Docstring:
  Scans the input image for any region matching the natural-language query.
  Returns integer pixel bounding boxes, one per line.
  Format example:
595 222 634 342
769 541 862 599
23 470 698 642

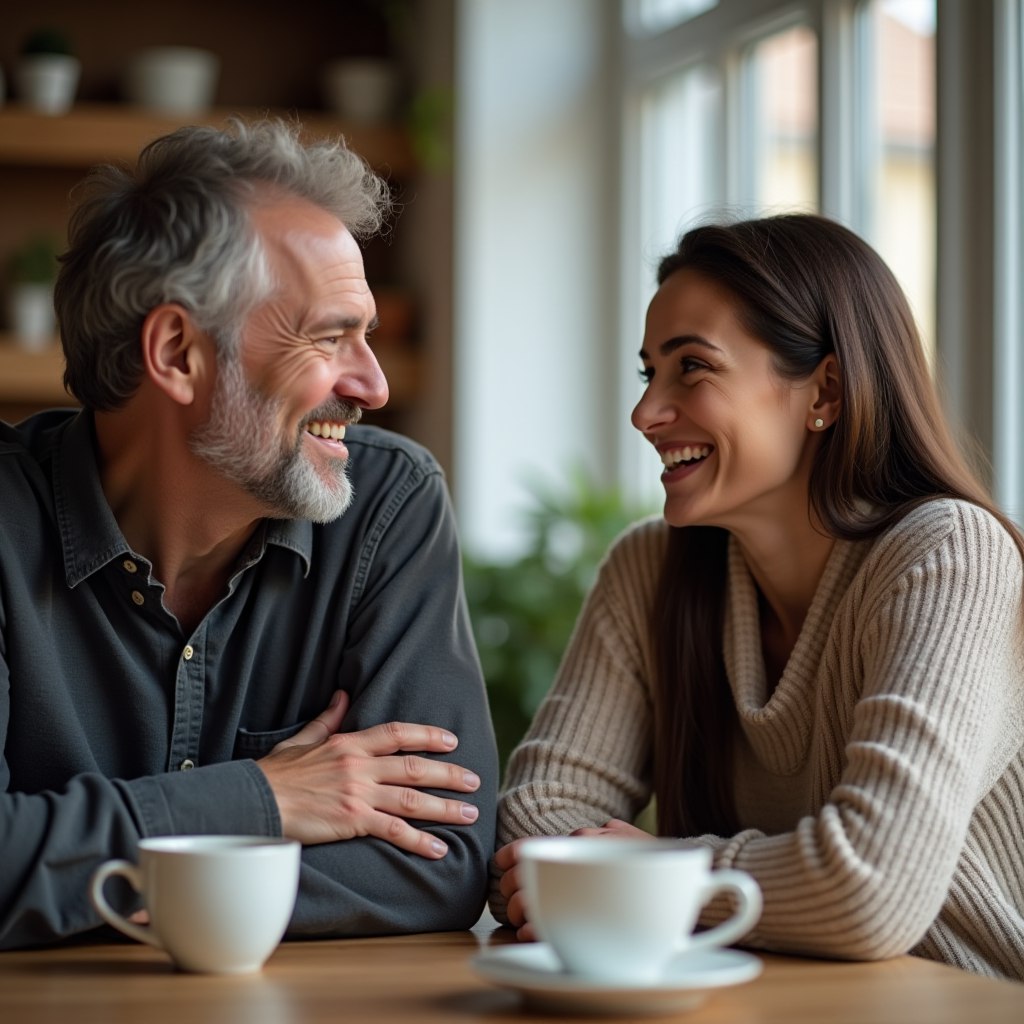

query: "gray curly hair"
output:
54 117 393 411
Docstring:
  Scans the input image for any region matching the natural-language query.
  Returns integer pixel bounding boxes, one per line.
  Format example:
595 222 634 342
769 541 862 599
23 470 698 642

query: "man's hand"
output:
256 689 481 858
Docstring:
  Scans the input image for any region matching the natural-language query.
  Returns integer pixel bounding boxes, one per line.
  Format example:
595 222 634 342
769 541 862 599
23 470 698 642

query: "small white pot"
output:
7 283 56 350
124 47 220 114
15 54 80 115
321 58 401 124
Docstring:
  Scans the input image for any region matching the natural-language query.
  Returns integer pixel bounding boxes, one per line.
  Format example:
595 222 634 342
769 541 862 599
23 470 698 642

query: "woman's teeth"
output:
307 422 347 440
661 445 711 469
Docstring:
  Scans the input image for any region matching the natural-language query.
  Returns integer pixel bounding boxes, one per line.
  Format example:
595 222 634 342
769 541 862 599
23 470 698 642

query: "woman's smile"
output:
659 443 714 481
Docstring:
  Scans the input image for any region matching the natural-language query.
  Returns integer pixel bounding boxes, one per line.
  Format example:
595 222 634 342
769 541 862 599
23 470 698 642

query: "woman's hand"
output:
493 837 537 941
494 820 653 941
570 818 652 840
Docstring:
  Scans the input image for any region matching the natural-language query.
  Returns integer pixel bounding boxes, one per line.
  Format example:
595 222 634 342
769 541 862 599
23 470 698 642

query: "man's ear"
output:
140 304 212 405
808 353 842 430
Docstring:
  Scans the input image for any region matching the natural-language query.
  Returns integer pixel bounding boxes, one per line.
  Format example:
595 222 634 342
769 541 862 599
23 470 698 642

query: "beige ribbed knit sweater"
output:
493 499 1024 980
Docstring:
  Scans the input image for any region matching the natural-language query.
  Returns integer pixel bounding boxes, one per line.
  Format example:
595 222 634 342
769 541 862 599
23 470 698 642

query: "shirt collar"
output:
52 411 313 586
248 519 313 578
54 412 135 588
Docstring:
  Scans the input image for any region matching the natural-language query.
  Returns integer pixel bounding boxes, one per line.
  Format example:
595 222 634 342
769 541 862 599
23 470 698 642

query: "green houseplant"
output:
9 234 59 285
462 469 655 773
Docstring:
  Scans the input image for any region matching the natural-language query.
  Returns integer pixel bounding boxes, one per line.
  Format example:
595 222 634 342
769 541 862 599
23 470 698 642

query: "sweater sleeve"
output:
697 503 1024 962
491 519 665 921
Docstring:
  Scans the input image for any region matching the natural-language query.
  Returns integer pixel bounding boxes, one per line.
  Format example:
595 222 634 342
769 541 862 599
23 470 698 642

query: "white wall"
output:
453 0 620 559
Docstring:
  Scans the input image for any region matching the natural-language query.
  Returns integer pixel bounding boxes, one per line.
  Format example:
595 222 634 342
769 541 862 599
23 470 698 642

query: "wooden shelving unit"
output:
0 0 431 429
0 103 415 177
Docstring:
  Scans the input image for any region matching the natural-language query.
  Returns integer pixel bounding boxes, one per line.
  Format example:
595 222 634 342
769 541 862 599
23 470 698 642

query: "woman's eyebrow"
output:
638 334 722 360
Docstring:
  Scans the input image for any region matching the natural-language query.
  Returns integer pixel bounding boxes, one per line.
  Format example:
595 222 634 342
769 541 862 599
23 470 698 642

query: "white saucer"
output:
471 943 762 1016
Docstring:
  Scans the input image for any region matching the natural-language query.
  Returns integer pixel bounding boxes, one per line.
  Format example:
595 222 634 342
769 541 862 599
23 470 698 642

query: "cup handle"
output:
89 859 162 949
686 869 763 952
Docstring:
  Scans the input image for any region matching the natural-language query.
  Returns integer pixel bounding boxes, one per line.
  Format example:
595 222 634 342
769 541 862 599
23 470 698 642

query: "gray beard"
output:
189 354 358 523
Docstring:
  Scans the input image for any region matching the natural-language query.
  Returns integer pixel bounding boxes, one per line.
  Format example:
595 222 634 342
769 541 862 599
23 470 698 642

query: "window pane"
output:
631 0 718 35
743 25 818 213
863 0 936 354
627 63 722 507
640 63 722 258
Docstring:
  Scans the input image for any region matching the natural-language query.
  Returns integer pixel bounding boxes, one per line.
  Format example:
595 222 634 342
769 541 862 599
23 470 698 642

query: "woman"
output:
491 214 1024 981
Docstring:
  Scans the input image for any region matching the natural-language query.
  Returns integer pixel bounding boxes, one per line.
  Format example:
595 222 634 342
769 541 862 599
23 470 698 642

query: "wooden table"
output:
1 913 1020 1024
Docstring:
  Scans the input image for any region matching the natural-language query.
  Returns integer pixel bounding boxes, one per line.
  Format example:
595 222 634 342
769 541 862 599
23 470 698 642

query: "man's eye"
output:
313 336 340 352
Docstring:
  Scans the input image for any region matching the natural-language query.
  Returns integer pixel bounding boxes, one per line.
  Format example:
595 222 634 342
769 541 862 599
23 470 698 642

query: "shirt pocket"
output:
234 722 307 759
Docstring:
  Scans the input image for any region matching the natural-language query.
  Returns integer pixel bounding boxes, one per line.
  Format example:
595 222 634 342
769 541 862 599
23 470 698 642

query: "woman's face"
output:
631 268 820 534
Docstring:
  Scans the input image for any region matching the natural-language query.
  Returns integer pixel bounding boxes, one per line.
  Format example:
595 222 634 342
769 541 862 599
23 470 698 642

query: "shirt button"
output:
183 645 194 661
179 759 196 771
123 559 138 574
131 590 145 606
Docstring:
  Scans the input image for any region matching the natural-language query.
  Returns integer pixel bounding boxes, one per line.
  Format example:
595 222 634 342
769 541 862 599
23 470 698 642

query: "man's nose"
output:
336 341 389 411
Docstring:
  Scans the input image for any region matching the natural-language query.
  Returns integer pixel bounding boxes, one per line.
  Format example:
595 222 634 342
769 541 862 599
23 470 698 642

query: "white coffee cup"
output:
519 836 762 984
90 835 300 974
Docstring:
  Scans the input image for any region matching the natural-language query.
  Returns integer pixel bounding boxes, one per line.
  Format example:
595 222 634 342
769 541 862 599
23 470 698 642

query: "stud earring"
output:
813 417 824 429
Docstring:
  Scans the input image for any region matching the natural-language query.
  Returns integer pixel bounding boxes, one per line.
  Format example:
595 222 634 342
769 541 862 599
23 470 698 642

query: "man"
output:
0 119 497 947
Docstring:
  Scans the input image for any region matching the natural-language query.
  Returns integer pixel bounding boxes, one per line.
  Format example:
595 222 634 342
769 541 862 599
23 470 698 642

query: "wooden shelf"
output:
0 338 421 409
0 341 68 403
0 103 415 177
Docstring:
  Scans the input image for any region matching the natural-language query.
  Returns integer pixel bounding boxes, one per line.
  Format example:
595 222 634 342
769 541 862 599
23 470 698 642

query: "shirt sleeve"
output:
280 468 498 938
0 757 279 947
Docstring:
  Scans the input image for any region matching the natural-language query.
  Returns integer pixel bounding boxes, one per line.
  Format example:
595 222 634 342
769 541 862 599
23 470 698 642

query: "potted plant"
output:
123 46 220 115
15 29 80 115
462 468 655 771
6 234 59 350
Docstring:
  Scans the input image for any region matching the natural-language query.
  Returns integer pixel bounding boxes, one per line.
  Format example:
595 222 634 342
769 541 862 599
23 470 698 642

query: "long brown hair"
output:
652 214 1023 837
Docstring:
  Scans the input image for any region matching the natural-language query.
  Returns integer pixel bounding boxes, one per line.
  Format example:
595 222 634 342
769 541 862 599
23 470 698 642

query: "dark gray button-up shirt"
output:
0 410 497 948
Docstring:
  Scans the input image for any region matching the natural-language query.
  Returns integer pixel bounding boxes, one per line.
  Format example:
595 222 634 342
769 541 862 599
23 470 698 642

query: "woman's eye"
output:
638 366 653 385
680 356 707 374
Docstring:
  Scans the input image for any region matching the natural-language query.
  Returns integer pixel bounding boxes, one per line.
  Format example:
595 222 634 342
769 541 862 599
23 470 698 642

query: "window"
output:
453 0 1021 553
743 24 818 213
640 64 722 262
617 0 940 500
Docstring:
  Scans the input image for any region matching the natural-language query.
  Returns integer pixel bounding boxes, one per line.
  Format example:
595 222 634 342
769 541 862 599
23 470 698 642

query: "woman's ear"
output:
808 353 842 431
140 304 212 406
